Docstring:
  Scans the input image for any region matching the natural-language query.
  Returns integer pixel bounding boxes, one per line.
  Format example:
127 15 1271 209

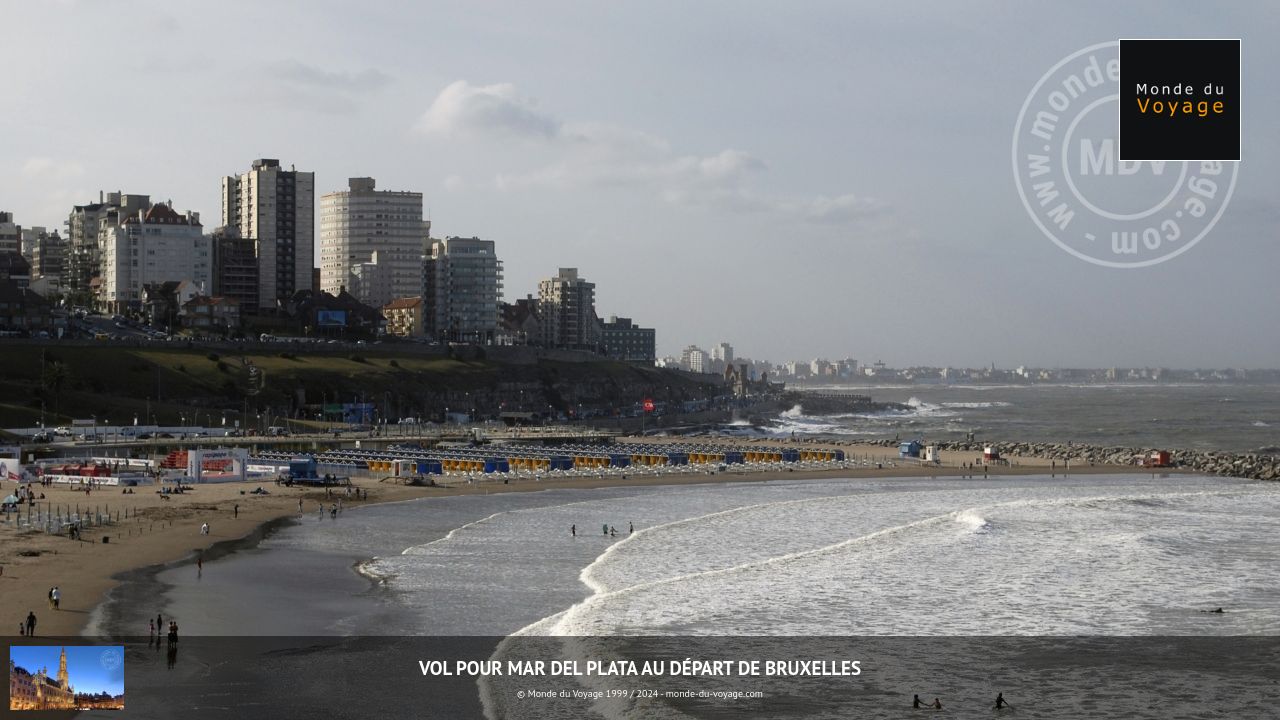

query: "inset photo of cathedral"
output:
9 646 124 711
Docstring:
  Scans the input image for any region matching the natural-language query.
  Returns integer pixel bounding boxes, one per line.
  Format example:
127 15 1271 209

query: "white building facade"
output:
319 177 426 309
99 204 211 313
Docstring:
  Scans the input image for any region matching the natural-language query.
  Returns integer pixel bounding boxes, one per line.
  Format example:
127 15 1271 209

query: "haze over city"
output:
2 0 1277 367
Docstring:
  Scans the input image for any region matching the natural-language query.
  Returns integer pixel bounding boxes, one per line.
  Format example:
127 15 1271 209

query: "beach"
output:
0 437 1155 638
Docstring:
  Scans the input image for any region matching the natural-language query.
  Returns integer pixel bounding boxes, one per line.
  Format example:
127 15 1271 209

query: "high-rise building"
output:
600 316 656 362
25 228 66 291
66 192 152 298
319 177 426 309
210 226 259 311
537 268 598 350
423 236 503 343
221 159 314 312
0 212 20 254
711 342 734 364
99 203 211 313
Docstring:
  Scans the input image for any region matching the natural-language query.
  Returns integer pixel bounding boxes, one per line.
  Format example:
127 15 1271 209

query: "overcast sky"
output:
3 1 1276 367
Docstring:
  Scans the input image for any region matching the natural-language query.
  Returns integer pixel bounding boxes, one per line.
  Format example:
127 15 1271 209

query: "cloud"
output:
421 79 889 227
273 60 392 93
21 157 86 181
417 80 560 139
226 60 393 116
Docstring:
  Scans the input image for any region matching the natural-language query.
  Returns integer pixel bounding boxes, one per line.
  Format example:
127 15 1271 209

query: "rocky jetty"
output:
864 439 1280 481
781 391 907 415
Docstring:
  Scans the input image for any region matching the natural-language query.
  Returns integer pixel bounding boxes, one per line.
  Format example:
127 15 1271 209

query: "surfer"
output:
1200 607 1224 613
995 692 1011 710
913 694 924 709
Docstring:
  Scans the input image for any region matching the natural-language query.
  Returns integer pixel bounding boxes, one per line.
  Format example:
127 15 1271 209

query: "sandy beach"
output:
0 437 1170 638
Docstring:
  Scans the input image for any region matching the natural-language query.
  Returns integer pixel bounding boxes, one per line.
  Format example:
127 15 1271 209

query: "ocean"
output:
756 383 1280 453
103 473 1280 638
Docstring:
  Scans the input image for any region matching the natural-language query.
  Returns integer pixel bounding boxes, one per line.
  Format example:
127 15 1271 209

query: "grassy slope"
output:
0 344 704 428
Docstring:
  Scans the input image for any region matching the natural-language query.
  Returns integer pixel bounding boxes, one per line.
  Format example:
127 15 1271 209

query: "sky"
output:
9 645 125 696
1 1 1277 368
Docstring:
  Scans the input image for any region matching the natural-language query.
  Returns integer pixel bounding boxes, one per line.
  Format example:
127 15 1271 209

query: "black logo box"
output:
1119 38 1241 161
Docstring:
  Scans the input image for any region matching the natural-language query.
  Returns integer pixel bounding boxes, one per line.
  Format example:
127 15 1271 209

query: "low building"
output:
0 280 51 330
287 288 384 338
182 296 241 331
383 296 425 337
0 251 32 289
498 296 542 345
141 280 202 329
600 316 655 362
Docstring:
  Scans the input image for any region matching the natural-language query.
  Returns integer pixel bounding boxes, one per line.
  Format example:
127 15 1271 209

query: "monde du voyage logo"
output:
1012 40 1240 268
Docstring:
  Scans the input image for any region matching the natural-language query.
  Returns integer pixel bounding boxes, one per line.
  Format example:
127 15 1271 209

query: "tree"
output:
41 360 71 421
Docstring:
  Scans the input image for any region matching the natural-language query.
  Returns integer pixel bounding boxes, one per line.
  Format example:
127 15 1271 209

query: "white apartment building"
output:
99 203 211 312
221 159 314 311
320 177 427 309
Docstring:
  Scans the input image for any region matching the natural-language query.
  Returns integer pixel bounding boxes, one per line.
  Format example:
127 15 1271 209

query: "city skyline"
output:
2 2 1278 367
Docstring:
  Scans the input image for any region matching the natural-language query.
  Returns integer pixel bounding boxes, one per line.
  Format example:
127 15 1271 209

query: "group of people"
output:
150 614 180 644
47 586 61 610
913 692 1011 710
569 522 635 538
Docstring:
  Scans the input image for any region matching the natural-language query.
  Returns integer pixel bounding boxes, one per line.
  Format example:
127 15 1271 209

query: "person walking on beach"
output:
629 521 634 535
51 586 60 610
25 611 36 637
47 587 54 609
234 504 239 518
602 523 608 536
571 524 576 538
994 692 1011 710
149 618 155 637
200 522 209 535
298 499 303 514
